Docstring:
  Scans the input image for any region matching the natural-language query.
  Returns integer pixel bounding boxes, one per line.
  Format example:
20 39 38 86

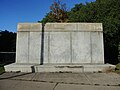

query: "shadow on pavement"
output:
0 72 33 80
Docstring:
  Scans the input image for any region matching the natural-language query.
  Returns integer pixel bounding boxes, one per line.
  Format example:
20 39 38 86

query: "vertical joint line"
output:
90 32 93 63
48 32 50 63
40 23 45 65
70 32 72 63
28 32 30 63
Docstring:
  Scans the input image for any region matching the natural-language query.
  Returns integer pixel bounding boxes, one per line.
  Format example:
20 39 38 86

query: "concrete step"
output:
5 63 115 73
34 64 115 73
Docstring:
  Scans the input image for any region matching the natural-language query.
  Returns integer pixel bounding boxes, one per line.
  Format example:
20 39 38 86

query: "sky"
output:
0 0 95 32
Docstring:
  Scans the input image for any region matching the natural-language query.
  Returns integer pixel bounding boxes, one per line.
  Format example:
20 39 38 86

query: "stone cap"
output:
18 23 103 32
17 23 42 32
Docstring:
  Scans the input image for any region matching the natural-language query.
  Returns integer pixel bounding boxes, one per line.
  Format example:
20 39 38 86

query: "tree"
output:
0 30 16 64
40 0 69 23
0 30 16 52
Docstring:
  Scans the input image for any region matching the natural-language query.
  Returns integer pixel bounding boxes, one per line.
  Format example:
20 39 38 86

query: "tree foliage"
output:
0 30 16 52
0 30 16 65
40 0 68 23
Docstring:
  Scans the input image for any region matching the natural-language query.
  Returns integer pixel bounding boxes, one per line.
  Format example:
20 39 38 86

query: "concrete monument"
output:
5 23 115 72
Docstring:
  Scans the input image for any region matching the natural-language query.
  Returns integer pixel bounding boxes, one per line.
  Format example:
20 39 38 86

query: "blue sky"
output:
0 0 95 32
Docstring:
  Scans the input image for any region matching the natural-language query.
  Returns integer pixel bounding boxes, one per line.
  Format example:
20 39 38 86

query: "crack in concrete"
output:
52 83 58 90
83 72 94 85
31 73 37 80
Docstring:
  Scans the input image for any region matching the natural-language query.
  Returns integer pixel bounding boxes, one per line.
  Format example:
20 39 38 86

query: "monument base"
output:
5 63 115 73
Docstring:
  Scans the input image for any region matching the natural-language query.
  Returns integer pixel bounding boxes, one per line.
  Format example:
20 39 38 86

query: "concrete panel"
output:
91 32 104 63
72 32 91 63
29 32 41 64
30 32 49 64
49 32 71 63
16 32 29 63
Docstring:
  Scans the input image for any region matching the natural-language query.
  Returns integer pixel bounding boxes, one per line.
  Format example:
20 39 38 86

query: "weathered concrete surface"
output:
16 23 104 65
91 32 104 63
0 72 25 80
86 72 120 86
5 64 115 73
0 79 21 90
49 32 71 63
11 73 35 80
44 23 103 31
0 72 35 81
0 72 120 90
18 23 42 31
34 64 115 73
72 32 91 63
0 79 56 90
4 63 36 72
34 64 83 73
16 32 29 63
29 32 49 64
55 84 120 90
1 72 120 86
29 32 41 64
32 72 90 85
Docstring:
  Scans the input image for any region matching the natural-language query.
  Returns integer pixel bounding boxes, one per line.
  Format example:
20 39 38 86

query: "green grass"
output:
114 63 120 74
0 64 5 75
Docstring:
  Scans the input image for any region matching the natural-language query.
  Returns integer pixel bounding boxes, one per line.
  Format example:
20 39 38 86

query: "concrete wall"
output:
16 23 104 64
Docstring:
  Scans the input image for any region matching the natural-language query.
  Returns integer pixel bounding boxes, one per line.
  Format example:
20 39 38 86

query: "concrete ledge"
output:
34 64 115 73
45 23 103 32
4 63 37 72
83 64 116 72
18 23 42 32
34 65 83 73
18 23 103 32
5 63 115 73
